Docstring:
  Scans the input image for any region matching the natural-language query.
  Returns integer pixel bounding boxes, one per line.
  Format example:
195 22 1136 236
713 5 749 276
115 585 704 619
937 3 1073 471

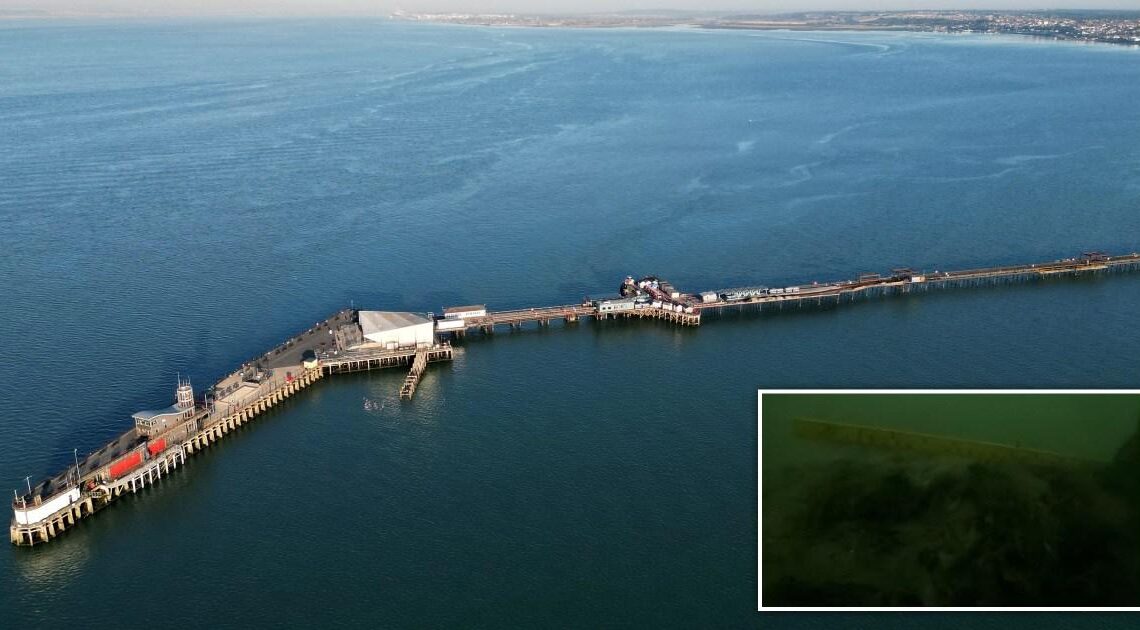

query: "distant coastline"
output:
393 10 1140 47
4 9 1139 48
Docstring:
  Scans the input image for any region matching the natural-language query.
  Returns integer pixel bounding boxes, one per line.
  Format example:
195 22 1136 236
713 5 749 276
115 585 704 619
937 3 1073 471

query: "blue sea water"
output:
2 18 1140 626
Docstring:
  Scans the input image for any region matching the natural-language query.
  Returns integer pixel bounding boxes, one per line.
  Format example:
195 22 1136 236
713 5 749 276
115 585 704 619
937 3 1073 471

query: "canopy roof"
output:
359 311 432 336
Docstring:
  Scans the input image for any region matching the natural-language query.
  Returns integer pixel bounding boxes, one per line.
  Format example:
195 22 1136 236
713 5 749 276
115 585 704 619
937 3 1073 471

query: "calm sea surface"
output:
2 19 1140 627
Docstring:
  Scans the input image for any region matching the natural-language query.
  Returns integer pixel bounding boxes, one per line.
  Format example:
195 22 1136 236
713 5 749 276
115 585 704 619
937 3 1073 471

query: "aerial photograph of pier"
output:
3 1 1140 627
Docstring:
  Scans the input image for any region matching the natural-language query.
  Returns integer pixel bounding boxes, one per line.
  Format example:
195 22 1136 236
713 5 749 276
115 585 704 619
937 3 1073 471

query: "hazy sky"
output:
6 0 1140 17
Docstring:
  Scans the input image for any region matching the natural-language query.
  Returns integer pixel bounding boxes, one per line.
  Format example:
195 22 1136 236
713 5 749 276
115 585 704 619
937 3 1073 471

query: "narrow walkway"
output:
399 349 430 400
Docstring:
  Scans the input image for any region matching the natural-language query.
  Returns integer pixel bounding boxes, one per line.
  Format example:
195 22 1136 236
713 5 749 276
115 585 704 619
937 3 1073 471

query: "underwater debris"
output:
763 452 1140 606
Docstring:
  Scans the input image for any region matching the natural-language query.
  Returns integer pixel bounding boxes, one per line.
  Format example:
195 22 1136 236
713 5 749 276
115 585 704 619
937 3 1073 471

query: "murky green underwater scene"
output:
761 393 1140 606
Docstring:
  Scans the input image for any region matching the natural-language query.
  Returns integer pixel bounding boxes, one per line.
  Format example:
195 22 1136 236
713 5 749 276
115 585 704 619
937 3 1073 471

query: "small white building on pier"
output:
442 304 486 319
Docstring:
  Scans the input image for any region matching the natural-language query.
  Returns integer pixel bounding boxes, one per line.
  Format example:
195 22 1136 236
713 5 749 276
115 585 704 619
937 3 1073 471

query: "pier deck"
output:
463 304 597 329
696 252 1139 315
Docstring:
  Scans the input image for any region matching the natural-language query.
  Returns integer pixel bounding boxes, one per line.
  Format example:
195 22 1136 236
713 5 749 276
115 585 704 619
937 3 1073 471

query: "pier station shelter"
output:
358 311 435 349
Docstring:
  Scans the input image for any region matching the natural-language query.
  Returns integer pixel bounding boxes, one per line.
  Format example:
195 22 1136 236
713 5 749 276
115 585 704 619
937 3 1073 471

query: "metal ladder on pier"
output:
399 350 429 400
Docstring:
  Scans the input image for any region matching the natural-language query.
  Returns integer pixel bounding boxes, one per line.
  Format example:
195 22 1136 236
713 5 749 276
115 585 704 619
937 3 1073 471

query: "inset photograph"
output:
759 391 1140 609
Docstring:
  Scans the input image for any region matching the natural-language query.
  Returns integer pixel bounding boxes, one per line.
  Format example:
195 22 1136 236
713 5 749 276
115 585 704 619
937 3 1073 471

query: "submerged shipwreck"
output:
763 415 1140 606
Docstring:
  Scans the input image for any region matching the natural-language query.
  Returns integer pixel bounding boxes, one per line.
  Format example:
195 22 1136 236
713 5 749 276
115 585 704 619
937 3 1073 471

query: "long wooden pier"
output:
463 305 597 330
12 250 1140 546
440 252 1140 334
695 251 1139 317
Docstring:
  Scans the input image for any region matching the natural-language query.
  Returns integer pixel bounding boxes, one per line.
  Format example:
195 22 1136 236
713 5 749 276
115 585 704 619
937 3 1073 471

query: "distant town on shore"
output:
394 10 1140 46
